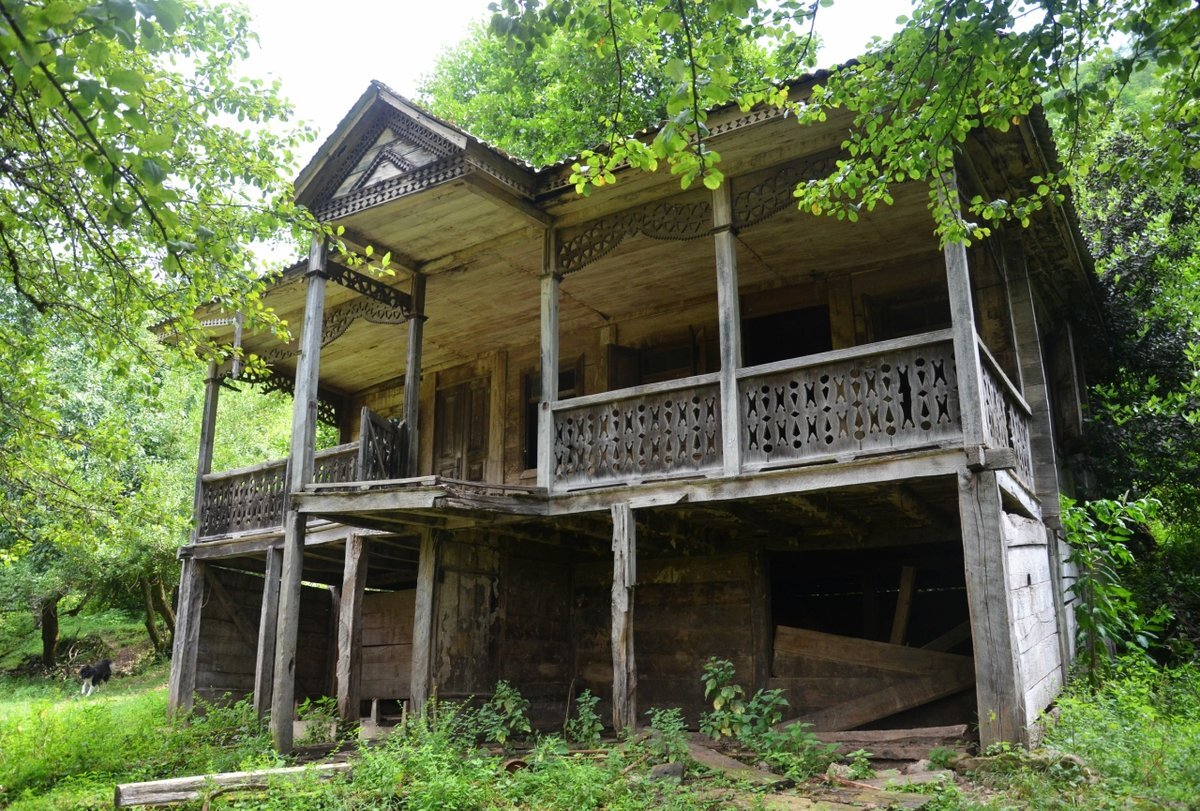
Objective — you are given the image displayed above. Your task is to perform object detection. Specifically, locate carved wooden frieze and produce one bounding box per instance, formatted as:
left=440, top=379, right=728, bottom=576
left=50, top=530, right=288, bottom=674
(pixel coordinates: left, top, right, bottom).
left=556, top=199, right=713, bottom=274
left=313, top=156, right=467, bottom=221
left=235, top=366, right=343, bottom=427
left=732, top=153, right=839, bottom=229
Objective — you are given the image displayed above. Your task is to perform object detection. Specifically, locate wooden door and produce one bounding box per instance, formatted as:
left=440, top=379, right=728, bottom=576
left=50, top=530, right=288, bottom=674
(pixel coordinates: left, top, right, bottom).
left=434, top=376, right=490, bottom=480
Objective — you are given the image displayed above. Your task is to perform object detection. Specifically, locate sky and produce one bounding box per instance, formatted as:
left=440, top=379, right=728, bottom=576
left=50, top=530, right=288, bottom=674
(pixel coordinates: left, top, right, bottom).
left=240, top=0, right=913, bottom=164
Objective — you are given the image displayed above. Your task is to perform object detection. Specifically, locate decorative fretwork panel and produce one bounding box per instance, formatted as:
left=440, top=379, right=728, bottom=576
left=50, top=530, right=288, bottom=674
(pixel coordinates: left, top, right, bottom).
left=198, top=445, right=361, bottom=538
left=359, top=408, right=407, bottom=481
left=981, top=361, right=1035, bottom=487
left=552, top=381, right=722, bottom=489
left=739, top=339, right=961, bottom=467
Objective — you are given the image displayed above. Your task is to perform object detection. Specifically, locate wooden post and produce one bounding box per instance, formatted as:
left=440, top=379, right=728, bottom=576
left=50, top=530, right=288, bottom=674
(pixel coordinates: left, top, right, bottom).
left=959, top=469, right=1025, bottom=745
left=335, top=535, right=367, bottom=721
left=403, top=272, right=426, bottom=477
left=1003, top=238, right=1072, bottom=680
left=942, top=171, right=987, bottom=449
left=537, top=228, right=560, bottom=490
left=271, top=234, right=328, bottom=753
left=410, top=529, right=439, bottom=714
left=610, top=503, right=637, bottom=732
left=749, top=548, right=771, bottom=693
left=167, top=556, right=205, bottom=715
left=253, top=545, right=282, bottom=718
left=713, top=183, right=743, bottom=476
left=889, top=565, right=917, bottom=646
left=168, top=360, right=221, bottom=716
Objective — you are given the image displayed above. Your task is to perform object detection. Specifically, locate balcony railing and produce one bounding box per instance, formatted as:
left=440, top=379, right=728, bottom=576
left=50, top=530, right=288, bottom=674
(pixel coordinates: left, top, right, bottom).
left=978, top=339, right=1035, bottom=488
left=737, top=330, right=961, bottom=471
left=552, top=372, right=723, bottom=490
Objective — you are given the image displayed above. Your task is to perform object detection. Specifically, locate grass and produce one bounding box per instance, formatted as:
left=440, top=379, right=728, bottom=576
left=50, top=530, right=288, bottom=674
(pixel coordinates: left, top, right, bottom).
left=0, top=607, right=150, bottom=672
left=1, top=652, right=1198, bottom=809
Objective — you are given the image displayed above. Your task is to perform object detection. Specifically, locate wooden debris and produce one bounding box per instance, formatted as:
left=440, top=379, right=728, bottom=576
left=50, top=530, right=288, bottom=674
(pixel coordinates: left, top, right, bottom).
left=686, top=740, right=794, bottom=789
left=114, top=762, right=350, bottom=808
left=812, top=724, right=972, bottom=760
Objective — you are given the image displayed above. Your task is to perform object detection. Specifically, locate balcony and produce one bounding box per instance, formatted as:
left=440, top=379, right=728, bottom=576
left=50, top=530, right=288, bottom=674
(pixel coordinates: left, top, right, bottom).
left=552, top=329, right=1033, bottom=492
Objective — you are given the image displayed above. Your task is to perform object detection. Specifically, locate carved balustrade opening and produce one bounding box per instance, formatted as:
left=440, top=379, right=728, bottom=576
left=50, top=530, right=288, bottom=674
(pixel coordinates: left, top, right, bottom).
left=738, top=331, right=962, bottom=469
left=979, top=342, right=1035, bottom=488
left=552, top=373, right=723, bottom=490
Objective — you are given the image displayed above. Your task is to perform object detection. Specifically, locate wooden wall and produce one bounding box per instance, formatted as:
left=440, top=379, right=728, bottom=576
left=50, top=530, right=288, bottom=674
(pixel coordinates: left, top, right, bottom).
left=498, top=542, right=574, bottom=728
left=361, top=589, right=415, bottom=701
left=573, top=551, right=758, bottom=726
left=434, top=531, right=500, bottom=698
left=1001, top=511, right=1065, bottom=728
left=194, top=566, right=332, bottom=705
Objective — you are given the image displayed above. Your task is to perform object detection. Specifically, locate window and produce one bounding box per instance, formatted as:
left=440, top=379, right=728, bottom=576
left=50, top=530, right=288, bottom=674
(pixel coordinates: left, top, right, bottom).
left=743, top=305, right=833, bottom=367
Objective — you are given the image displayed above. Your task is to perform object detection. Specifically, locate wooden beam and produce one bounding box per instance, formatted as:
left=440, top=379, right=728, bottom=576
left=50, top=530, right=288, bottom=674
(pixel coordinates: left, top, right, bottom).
left=461, top=171, right=553, bottom=227
left=335, top=535, right=367, bottom=721
left=191, top=362, right=221, bottom=537
left=167, top=557, right=204, bottom=716
left=403, top=272, right=426, bottom=477
left=253, top=546, right=282, bottom=718
left=611, top=502, right=637, bottom=732
left=800, top=671, right=976, bottom=732
left=942, top=169, right=987, bottom=449
left=773, top=626, right=974, bottom=677
left=959, top=469, right=1025, bottom=745
left=271, top=234, right=328, bottom=754
left=321, top=260, right=412, bottom=312
left=410, top=529, right=439, bottom=714
left=886, top=486, right=952, bottom=528
left=782, top=495, right=865, bottom=542
left=889, top=566, right=918, bottom=646
left=538, top=231, right=560, bottom=490
left=922, top=620, right=972, bottom=653
left=713, top=183, right=742, bottom=476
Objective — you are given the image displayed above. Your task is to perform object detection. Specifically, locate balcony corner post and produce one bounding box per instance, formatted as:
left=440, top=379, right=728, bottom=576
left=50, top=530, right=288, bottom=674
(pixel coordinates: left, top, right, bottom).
left=538, top=227, right=560, bottom=490
left=713, top=183, right=742, bottom=476
left=941, top=170, right=987, bottom=449
left=271, top=231, right=328, bottom=753
left=403, top=272, right=426, bottom=477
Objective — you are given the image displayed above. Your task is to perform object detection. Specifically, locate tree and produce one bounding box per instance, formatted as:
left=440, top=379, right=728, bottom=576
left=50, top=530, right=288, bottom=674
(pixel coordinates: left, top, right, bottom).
left=488, top=0, right=1198, bottom=240
left=1, top=0, right=308, bottom=660
left=420, top=16, right=793, bottom=166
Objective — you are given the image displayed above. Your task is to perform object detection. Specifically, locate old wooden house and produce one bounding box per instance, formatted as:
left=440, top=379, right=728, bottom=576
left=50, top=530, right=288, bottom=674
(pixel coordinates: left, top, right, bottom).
left=168, top=77, right=1094, bottom=752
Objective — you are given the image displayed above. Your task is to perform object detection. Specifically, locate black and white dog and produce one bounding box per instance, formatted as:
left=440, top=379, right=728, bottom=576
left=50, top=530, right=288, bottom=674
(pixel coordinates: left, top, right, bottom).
left=79, top=659, right=112, bottom=696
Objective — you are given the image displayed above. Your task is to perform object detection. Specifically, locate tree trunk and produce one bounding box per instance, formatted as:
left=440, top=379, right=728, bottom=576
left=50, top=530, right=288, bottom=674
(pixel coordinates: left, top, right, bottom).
left=151, top=577, right=176, bottom=636
left=39, top=596, right=59, bottom=669
left=141, top=578, right=164, bottom=653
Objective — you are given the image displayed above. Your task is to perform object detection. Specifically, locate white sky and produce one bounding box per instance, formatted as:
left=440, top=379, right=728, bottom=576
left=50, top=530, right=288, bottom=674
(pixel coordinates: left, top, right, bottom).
left=240, top=0, right=913, bottom=165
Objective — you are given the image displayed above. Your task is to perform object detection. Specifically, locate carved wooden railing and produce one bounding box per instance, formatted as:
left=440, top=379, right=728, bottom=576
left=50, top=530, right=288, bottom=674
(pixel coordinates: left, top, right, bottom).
left=737, top=331, right=961, bottom=470
left=358, top=407, right=406, bottom=481
left=978, top=338, right=1035, bottom=488
left=199, top=443, right=361, bottom=538
left=552, top=372, right=723, bottom=490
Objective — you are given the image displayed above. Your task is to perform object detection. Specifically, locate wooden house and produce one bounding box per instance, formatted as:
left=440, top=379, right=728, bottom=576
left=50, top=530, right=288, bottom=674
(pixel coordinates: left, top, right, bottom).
left=168, top=77, right=1095, bottom=753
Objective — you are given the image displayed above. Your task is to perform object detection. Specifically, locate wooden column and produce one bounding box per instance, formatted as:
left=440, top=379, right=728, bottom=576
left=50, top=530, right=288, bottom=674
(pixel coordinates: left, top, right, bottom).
left=271, top=234, right=328, bottom=753
left=167, top=556, right=205, bottom=715
left=1003, top=239, right=1072, bottom=679
left=713, top=184, right=743, bottom=476
left=959, top=469, right=1025, bottom=745
left=611, top=502, right=637, bottom=732
left=410, top=528, right=440, bottom=714
left=537, top=228, right=560, bottom=490
left=253, top=545, right=282, bottom=718
left=942, top=172, right=987, bottom=449
left=403, top=272, right=426, bottom=477
left=335, top=535, right=367, bottom=721
left=169, top=361, right=221, bottom=716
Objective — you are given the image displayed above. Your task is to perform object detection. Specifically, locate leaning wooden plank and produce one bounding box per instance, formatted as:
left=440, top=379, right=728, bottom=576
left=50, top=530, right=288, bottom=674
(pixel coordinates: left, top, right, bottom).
left=114, top=762, right=350, bottom=807
left=687, top=740, right=794, bottom=789
left=814, top=724, right=969, bottom=745
left=774, top=626, right=973, bottom=677
left=921, top=620, right=972, bottom=653
left=797, top=671, right=976, bottom=731
left=819, top=783, right=933, bottom=809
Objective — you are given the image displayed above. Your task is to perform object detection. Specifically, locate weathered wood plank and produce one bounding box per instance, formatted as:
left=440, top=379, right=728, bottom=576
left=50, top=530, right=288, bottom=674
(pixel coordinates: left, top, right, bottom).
left=254, top=547, right=282, bottom=718
left=611, top=502, right=637, bottom=732
left=890, top=566, right=917, bottom=646
left=403, top=271, right=426, bottom=477
left=713, top=182, right=742, bottom=476
left=773, top=627, right=974, bottom=677
left=335, top=535, right=367, bottom=721
left=799, top=670, right=976, bottom=731
left=114, top=762, right=350, bottom=808
left=410, top=529, right=438, bottom=714
left=538, top=233, right=559, bottom=490
left=168, top=558, right=205, bottom=716
left=688, top=739, right=793, bottom=789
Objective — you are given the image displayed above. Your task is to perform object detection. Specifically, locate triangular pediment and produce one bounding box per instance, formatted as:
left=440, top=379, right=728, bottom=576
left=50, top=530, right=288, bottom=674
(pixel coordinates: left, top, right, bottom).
left=295, top=85, right=473, bottom=219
